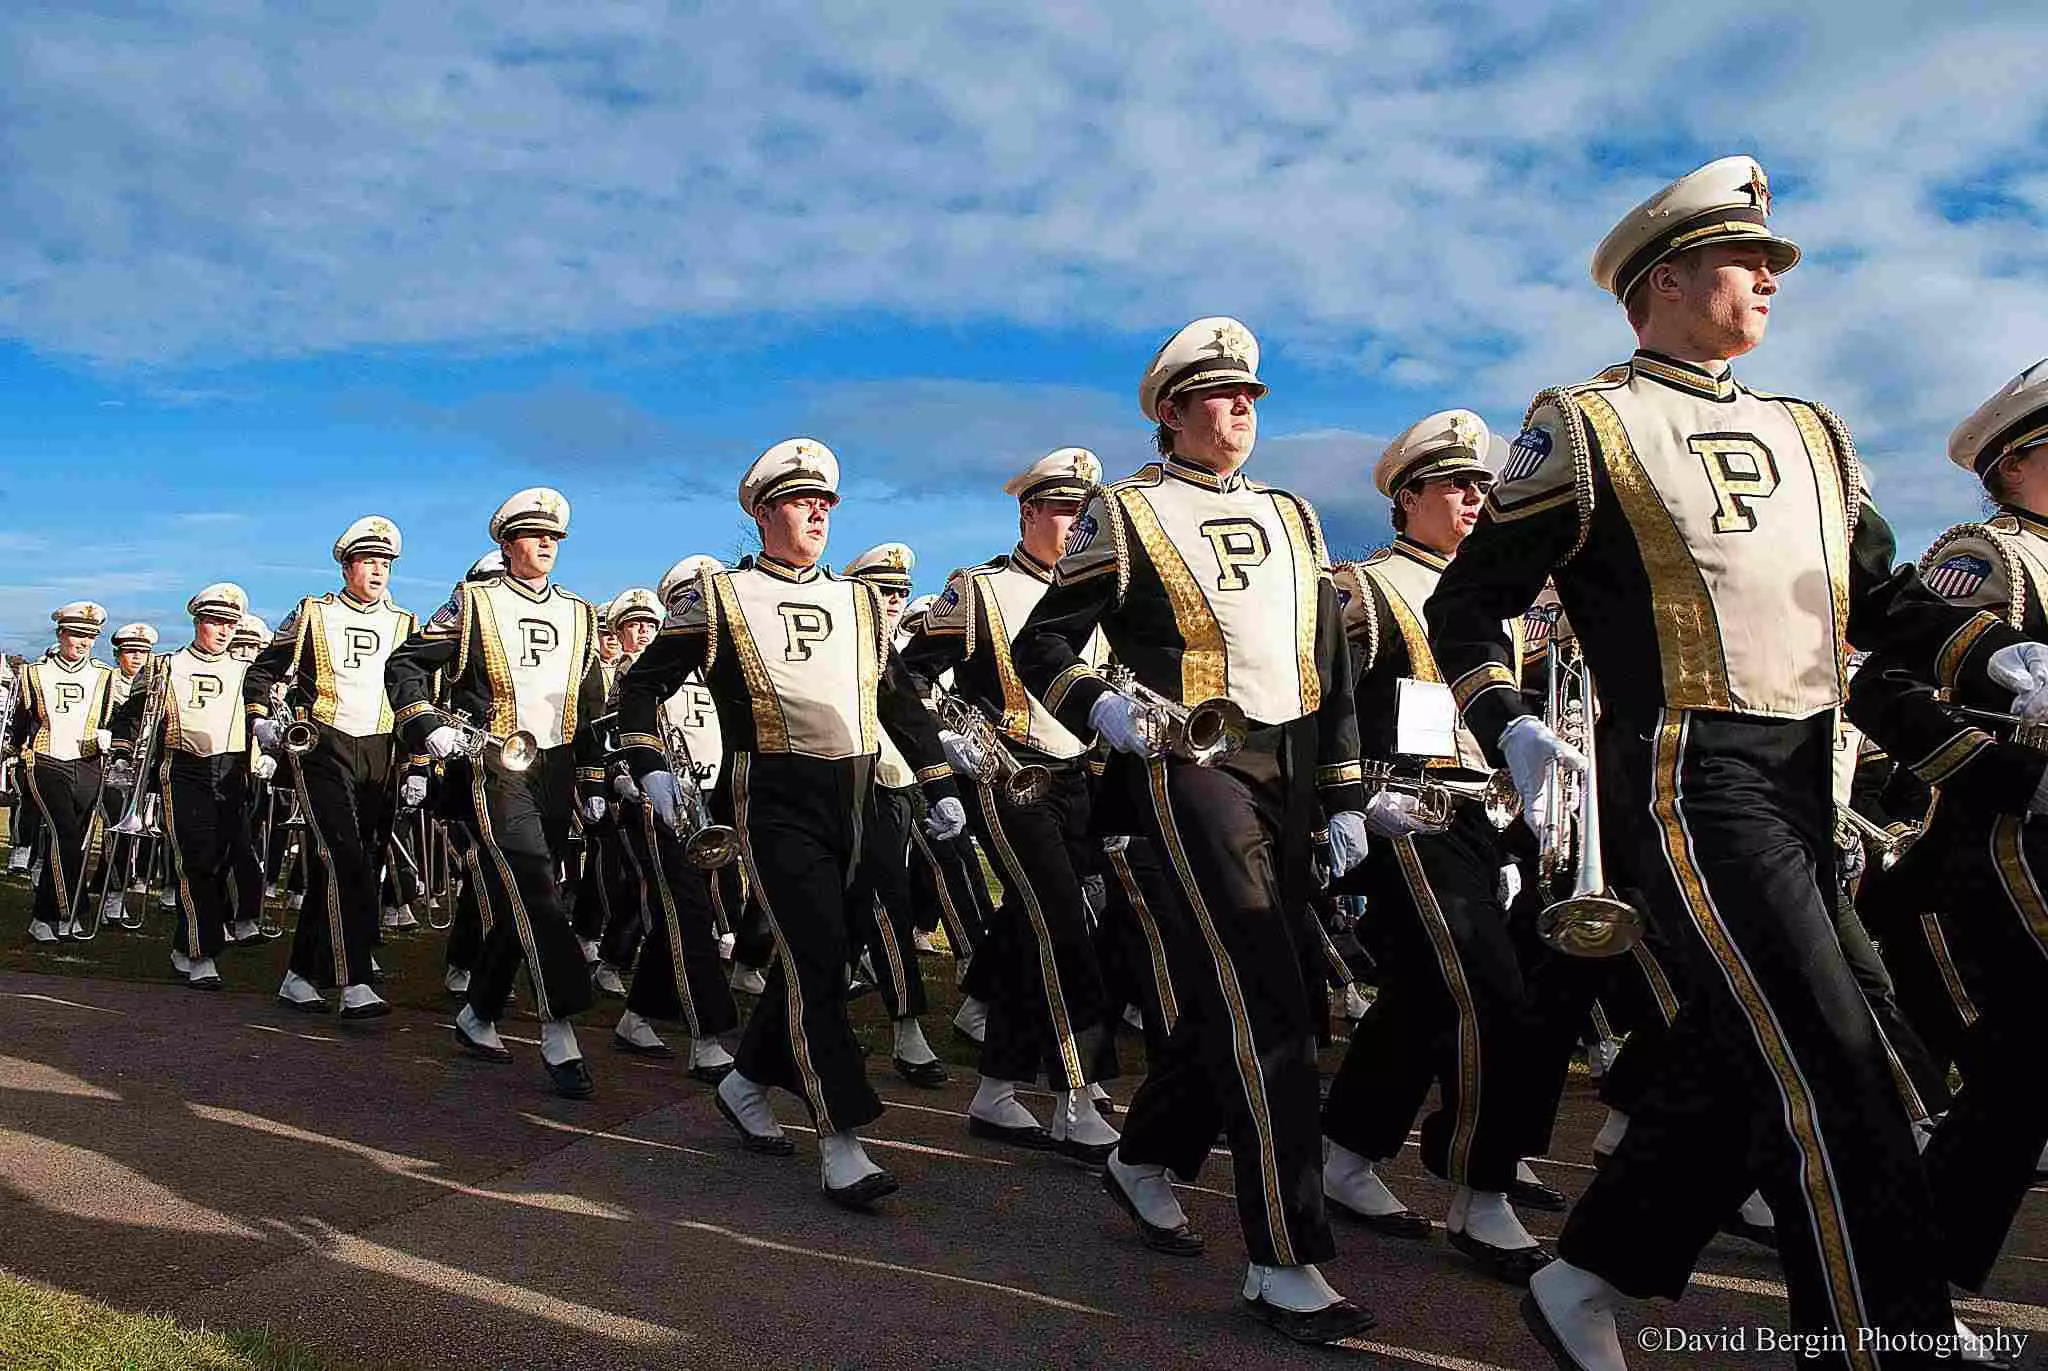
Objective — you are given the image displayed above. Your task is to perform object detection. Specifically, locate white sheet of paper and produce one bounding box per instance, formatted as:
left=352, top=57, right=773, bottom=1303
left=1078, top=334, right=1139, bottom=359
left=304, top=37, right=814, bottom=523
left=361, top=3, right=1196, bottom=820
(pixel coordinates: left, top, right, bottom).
left=1394, top=678, right=1460, bottom=760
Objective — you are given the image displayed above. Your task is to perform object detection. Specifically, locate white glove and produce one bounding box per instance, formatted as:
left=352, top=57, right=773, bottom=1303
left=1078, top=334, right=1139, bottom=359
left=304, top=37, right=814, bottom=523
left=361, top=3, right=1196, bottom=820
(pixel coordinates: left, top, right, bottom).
left=1090, top=691, right=1151, bottom=756
left=612, top=771, right=645, bottom=804
left=583, top=795, right=608, bottom=824
left=1839, top=835, right=1867, bottom=882
left=1325, top=810, right=1370, bottom=877
left=1081, top=872, right=1108, bottom=916
left=250, top=753, right=278, bottom=782
left=252, top=717, right=283, bottom=750
left=1990, top=641, right=2048, bottom=721
left=1498, top=715, right=1588, bottom=847
left=1362, top=788, right=1446, bottom=839
left=642, top=770, right=683, bottom=831
left=424, top=725, right=467, bottom=761
left=1498, top=863, right=1523, bottom=908
left=939, top=728, right=987, bottom=779
left=92, top=728, right=112, bottom=755
left=1101, top=833, right=1131, bottom=854
left=399, top=775, right=428, bottom=808
left=924, top=795, right=967, bottom=841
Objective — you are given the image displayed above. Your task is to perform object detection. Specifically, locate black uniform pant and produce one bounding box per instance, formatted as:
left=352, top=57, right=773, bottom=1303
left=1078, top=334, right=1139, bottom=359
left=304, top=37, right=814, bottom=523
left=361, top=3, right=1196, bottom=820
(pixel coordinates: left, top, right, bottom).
left=970, top=760, right=1110, bottom=1090
left=849, top=783, right=928, bottom=1021
left=22, top=755, right=101, bottom=929
left=729, top=751, right=881, bottom=1133
left=460, top=749, right=592, bottom=1025
left=1097, top=835, right=1183, bottom=1066
left=288, top=731, right=392, bottom=989
left=161, top=753, right=250, bottom=959
left=9, top=792, right=42, bottom=856
left=1560, top=711, right=1949, bottom=1366
left=619, top=798, right=739, bottom=1039
left=445, top=825, right=490, bottom=973
left=1911, top=811, right=2048, bottom=1292
left=1324, top=803, right=1534, bottom=1191
left=575, top=818, right=636, bottom=949
left=910, top=826, right=992, bottom=964
left=1114, top=723, right=1333, bottom=1269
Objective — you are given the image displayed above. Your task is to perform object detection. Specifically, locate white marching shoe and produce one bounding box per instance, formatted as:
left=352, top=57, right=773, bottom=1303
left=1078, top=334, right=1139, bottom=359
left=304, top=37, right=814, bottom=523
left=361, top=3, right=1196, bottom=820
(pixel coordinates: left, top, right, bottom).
left=1047, top=1087, right=1119, bottom=1165
left=444, top=966, right=472, bottom=996
left=819, top=1129, right=897, bottom=1209
left=277, top=970, right=328, bottom=1013
left=27, top=920, right=57, bottom=944
left=6, top=847, right=29, bottom=875
left=1323, top=1143, right=1430, bottom=1238
left=714, top=1070, right=793, bottom=1155
left=1447, top=1187, right=1551, bottom=1285
left=340, top=983, right=389, bottom=1019
left=966, top=1077, right=1047, bottom=1149
left=730, top=964, right=768, bottom=996
left=1523, top=1260, right=1628, bottom=1371
left=1242, top=1263, right=1374, bottom=1344
left=592, top=961, right=626, bottom=997
left=951, top=995, right=989, bottom=1044
left=611, top=1009, right=671, bottom=1058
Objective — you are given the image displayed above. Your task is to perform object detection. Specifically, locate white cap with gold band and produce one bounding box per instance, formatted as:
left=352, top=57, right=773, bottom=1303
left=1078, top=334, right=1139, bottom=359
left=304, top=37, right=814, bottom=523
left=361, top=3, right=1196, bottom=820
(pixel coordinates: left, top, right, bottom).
left=110, top=623, right=158, bottom=651
left=1004, top=447, right=1101, bottom=502
left=1951, top=358, right=2048, bottom=481
left=51, top=601, right=108, bottom=637
left=608, top=587, right=663, bottom=628
left=187, top=583, right=250, bottom=622
left=231, top=614, right=270, bottom=650
left=842, top=543, right=914, bottom=591
left=1592, top=155, right=1800, bottom=302
left=1374, top=410, right=1494, bottom=499
left=658, top=554, right=725, bottom=607
left=739, top=438, right=840, bottom=515
left=489, top=488, right=571, bottom=542
left=1139, top=317, right=1266, bottom=422
left=333, top=515, right=402, bottom=564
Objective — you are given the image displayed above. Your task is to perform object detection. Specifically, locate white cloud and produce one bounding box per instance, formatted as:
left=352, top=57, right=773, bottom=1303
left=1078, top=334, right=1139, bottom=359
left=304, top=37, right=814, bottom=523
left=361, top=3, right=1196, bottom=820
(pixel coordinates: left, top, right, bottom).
left=2, top=1, right=2045, bottom=551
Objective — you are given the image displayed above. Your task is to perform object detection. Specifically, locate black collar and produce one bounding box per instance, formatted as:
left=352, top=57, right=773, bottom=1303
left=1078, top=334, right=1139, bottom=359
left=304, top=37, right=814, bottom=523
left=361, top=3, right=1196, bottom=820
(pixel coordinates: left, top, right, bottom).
left=1009, top=544, right=1056, bottom=582
left=185, top=645, right=227, bottom=663
left=755, top=554, right=822, bottom=585
left=1163, top=456, right=1247, bottom=493
left=42, top=652, right=91, bottom=674
left=1630, top=349, right=1737, bottom=402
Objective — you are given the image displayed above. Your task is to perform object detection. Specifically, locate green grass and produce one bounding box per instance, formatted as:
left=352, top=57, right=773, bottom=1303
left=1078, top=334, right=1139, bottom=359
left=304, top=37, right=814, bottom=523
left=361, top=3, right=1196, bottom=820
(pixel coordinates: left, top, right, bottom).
left=0, top=1272, right=357, bottom=1371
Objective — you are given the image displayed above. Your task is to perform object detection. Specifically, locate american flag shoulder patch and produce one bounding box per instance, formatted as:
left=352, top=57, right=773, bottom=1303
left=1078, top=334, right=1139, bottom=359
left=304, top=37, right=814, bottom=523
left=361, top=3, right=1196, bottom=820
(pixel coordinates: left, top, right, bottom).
left=1523, top=601, right=1562, bottom=642
left=1501, top=427, right=1552, bottom=483
left=1926, top=554, right=1992, bottom=599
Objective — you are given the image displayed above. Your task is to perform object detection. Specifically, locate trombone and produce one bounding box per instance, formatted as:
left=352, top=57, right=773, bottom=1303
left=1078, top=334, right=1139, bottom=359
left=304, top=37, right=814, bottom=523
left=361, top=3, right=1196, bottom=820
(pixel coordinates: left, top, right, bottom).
left=77, top=659, right=169, bottom=940
left=1102, top=665, right=1248, bottom=767
left=653, top=725, right=737, bottom=869
left=1534, top=641, right=1644, bottom=958
left=933, top=689, right=1051, bottom=805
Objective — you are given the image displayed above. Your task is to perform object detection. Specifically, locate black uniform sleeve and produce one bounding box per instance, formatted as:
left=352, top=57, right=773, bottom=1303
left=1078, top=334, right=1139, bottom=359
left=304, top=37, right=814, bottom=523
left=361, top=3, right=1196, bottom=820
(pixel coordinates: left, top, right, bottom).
left=242, top=601, right=304, bottom=715
left=898, top=618, right=969, bottom=696
left=386, top=590, right=465, bottom=754
left=1426, top=500, right=1583, bottom=762
left=1312, top=576, right=1365, bottom=816
left=3, top=664, right=30, bottom=755
left=1846, top=501, right=2026, bottom=704
left=1846, top=652, right=2046, bottom=817
left=572, top=641, right=611, bottom=801
left=880, top=645, right=960, bottom=809
left=106, top=657, right=159, bottom=753
left=616, top=625, right=708, bottom=782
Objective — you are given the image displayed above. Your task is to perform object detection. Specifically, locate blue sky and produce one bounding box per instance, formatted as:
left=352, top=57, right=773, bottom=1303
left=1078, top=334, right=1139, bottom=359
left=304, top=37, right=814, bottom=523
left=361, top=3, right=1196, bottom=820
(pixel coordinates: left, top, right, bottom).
left=3, top=1, right=2047, bottom=653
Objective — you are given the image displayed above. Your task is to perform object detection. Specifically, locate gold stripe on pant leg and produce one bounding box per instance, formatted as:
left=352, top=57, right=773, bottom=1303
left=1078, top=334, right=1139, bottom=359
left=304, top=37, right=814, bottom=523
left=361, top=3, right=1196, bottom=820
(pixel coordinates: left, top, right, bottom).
left=1145, top=760, right=1294, bottom=1267
left=1918, top=912, right=1978, bottom=1028
left=468, top=768, right=553, bottom=1022
left=730, top=753, right=833, bottom=1133
left=291, top=759, right=350, bottom=985
left=636, top=804, right=701, bottom=1037
left=22, top=761, right=70, bottom=922
left=1650, top=712, right=1872, bottom=1364
left=908, top=822, right=973, bottom=957
left=159, top=760, right=202, bottom=955
left=1393, top=836, right=1484, bottom=1185
left=1109, top=845, right=1179, bottom=1032
left=1631, top=941, right=1680, bottom=1025
left=974, top=782, right=1084, bottom=1088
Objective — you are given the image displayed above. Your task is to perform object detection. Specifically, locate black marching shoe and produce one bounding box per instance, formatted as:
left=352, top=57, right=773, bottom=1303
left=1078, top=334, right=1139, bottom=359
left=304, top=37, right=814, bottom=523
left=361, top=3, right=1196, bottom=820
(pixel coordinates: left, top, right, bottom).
left=1100, top=1165, right=1203, bottom=1256
left=277, top=993, right=331, bottom=1015
left=1449, top=1228, right=1554, bottom=1286
left=1244, top=1296, right=1375, bottom=1346
left=715, top=1092, right=797, bottom=1156
left=822, top=1169, right=899, bottom=1211
left=611, top=1030, right=674, bottom=1059
left=686, top=1059, right=734, bottom=1086
left=1509, top=1176, right=1568, bottom=1213
left=545, top=1056, right=594, bottom=1099
left=966, top=1114, right=1053, bottom=1150
left=891, top=1055, right=948, bottom=1088
left=1326, top=1194, right=1434, bottom=1240
left=453, top=1020, right=513, bottom=1064
left=1718, top=1213, right=1777, bottom=1249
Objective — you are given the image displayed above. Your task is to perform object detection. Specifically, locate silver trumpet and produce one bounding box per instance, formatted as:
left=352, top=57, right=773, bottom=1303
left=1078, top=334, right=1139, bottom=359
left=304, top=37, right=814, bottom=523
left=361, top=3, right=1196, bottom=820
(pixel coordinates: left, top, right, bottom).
left=447, top=711, right=539, bottom=773
left=658, top=724, right=737, bottom=869
left=1361, top=761, right=1520, bottom=831
left=934, top=690, right=1051, bottom=805
left=1954, top=704, right=2048, bottom=751
left=1103, top=665, right=1248, bottom=767
left=1535, top=641, right=1644, bottom=958
left=1835, top=805, right=1920, bottom=871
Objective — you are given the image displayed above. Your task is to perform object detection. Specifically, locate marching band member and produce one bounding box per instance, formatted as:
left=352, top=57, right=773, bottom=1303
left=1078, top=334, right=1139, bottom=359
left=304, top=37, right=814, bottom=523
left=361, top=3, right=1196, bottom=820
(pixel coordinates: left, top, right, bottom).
left=1321, top=412, right=1553, bottom=1281
left=111, top=583, right=273, bottom=989
left=841, top=541, right=947, bottom=1088
left=439, top=548, right=507, bottom=997
left=95, top=623, right=160, bottom=902
left=904, top=450, right=1123, bottom=1153
left=1427, top=155, right=2048, bottom=1370
left=1013, top=319, right=1374, bottom=1344
left=225, top=613, right=271, bottom=944
left=609, top=571, right=741, bottom=1080
left=6, top=603, right=115, bottom=941
left=654, top=553, right=745, bottom=962
left=616, top=439, right=964, bottom=1210
left=1847, top=358, right=2048, bottom=1311
left=245, top=516, right=414, bottom=1019
left=229, top=615, right=267, bottom=662
left=386, top=490, right=609, bottom=1099
left=585, top=590, right=659, bottom=992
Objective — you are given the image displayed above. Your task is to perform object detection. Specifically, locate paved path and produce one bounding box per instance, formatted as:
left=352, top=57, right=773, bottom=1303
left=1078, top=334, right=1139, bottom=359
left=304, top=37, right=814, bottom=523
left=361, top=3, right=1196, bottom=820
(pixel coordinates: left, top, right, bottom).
left=0, top=969, right=2040, bottom=1369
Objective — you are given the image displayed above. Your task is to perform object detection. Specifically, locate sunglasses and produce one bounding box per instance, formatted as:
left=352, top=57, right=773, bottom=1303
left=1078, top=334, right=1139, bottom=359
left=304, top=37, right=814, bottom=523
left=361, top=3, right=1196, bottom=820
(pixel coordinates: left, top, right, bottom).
left=1433, top=473, right=1495, bottom=493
